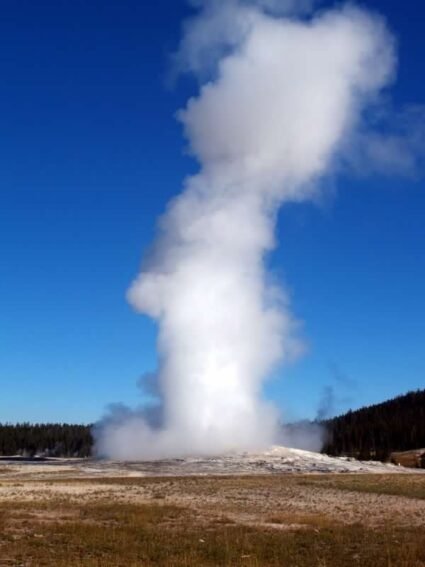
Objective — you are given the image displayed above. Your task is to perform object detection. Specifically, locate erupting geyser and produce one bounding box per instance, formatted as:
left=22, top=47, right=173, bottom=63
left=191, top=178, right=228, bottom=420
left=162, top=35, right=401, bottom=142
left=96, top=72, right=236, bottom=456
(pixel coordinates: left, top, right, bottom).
left=96, top=0, right=396, bottom=459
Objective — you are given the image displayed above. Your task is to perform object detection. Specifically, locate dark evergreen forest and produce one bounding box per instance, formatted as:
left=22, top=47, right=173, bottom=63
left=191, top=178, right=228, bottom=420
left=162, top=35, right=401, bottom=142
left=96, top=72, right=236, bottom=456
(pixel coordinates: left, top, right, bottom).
left=0, top=423, right=92, bottom=458
left=0, top=389, right=423, bottom=460
left=322, top=389, right=425, bottom=461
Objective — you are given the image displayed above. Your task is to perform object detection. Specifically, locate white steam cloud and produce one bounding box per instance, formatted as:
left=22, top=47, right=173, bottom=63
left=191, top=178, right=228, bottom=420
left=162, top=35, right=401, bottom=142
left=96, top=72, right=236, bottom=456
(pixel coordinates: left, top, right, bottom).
left=96, top=1, right=396, bottom=459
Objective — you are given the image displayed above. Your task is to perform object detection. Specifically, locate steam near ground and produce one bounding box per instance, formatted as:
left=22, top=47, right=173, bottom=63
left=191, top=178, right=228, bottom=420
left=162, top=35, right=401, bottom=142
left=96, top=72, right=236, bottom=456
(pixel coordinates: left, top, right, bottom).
left=96, top=0, right=404, bottom=459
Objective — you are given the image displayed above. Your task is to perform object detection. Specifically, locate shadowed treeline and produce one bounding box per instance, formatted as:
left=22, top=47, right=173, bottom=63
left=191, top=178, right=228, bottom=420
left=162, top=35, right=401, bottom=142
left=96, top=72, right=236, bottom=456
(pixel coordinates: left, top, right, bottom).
left=0, top=423, right=92, bottom=458
left=322, top=389, right=425, bottom=462
left=0, top=389, right=423, bottom=461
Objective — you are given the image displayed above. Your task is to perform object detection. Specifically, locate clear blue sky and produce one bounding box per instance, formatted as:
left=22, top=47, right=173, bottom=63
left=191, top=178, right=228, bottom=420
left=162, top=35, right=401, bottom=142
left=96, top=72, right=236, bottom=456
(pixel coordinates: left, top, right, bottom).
left=1, top=0, right=424, bottom=424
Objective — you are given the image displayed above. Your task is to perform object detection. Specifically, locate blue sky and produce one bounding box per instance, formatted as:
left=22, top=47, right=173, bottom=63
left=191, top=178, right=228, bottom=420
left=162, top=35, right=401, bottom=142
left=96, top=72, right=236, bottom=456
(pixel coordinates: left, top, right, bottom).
left=1, top=0, right=424, bottom=424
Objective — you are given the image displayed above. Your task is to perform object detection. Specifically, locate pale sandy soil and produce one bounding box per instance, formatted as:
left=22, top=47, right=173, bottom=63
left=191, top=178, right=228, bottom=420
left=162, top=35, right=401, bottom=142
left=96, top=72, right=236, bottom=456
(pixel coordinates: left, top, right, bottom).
left=0, top=478, right=422, bottom=528
left=0, top=453, right=424, bottom=531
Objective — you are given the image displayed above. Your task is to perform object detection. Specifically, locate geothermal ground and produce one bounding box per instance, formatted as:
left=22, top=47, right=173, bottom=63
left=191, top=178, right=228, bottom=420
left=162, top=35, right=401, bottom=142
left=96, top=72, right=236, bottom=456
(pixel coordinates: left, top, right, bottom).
left=0, top=446, right=418, bottom=477
left=0, top=448, right=424, bottom=566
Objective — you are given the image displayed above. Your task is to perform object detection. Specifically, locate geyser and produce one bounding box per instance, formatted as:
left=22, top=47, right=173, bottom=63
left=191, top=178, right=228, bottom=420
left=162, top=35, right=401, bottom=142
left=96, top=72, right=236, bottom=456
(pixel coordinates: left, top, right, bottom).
left=96, top=1, right=395, bottom=459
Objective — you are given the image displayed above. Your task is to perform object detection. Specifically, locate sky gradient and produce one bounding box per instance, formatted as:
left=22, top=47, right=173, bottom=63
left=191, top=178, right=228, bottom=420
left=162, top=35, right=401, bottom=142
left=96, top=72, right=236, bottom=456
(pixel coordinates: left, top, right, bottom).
left=1, top=0, right=424, bottom=424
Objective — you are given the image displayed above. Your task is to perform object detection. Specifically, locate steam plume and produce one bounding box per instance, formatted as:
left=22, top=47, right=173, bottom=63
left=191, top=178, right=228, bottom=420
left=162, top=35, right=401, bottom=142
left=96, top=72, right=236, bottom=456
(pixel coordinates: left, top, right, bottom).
left=96, top=1, right=395, bottom=459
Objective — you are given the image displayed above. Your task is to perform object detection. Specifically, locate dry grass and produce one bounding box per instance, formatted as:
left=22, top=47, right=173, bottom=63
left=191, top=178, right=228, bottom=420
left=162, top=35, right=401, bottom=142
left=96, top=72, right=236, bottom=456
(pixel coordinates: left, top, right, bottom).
left=0, top=473, right=424, bottom=566
left=296, top=473, right=425, bottom=500
left=0, top=499, right=424, bottom=566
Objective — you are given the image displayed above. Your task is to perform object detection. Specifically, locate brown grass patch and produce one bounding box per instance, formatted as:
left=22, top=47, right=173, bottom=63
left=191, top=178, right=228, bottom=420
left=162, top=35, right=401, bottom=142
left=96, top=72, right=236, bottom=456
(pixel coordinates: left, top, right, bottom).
left=0, top=499, right=424, bottom=566
left=296, top=473, right=425, bottom=500
left=0, top=473, right=424, bottom=565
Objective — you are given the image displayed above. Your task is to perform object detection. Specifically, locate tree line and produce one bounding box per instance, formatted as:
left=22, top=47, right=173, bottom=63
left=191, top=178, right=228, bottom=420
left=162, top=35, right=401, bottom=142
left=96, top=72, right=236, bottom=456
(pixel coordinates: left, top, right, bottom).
left=0, top=423, right=92, bottom=458
left=322, top=389, right=425, bottom=461
left=0, top=389, right=423, bottom=460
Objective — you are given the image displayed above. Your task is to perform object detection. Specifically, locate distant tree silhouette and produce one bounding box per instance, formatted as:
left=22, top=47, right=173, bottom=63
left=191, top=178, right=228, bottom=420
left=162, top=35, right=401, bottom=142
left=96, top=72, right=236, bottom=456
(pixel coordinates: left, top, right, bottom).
left=1, top=389, right=424, bottom=461
left=0, top=423, right=92, bottom=458
left=322, top=389, right=425, bottom=461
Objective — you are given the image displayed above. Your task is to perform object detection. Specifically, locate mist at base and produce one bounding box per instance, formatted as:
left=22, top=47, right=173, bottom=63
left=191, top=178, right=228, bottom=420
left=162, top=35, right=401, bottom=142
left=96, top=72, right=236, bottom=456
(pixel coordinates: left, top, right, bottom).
left=95, top=0, right=400, bottom=460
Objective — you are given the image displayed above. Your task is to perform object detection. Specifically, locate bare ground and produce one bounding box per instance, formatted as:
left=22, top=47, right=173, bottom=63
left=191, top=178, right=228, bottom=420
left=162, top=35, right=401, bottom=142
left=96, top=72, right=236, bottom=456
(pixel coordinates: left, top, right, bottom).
left=0, top=459, right=424, bottom=566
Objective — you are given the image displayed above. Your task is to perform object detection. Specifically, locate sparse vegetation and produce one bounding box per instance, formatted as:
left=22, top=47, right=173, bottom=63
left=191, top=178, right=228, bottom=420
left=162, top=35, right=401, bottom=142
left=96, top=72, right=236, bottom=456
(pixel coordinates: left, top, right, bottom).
left=0, top=473, right=424, bottom=566
left=0, top=498, right=424, bottom=566
left=296, top=473, right=425, bottom=500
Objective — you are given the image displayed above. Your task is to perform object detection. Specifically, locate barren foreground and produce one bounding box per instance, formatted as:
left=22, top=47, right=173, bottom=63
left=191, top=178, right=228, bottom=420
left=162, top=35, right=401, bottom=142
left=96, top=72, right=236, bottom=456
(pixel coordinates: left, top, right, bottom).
left=0, top=453, right=424, bottom=566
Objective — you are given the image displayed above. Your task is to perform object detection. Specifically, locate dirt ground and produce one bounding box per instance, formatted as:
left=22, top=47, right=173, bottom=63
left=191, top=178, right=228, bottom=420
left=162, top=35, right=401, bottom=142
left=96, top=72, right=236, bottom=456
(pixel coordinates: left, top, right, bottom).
left=1, top=462, right=425, bottom=528
left=0, top=462, right=424, bottom=566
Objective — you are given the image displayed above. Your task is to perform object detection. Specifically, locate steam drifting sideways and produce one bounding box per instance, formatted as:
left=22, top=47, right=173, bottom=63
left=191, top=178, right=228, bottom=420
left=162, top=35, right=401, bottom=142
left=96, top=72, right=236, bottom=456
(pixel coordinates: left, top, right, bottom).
left=96, top=1, right=396, bottom=459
